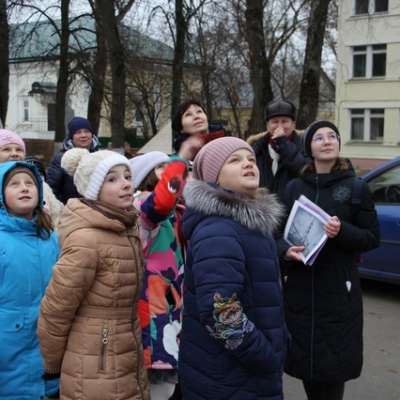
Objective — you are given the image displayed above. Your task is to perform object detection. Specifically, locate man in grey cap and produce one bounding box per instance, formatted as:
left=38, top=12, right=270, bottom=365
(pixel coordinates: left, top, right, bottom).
left=248, top=100, right=310, bottom=199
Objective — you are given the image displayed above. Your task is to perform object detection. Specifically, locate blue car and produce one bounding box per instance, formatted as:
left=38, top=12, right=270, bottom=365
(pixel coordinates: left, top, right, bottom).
left=360, top=156, right=400, bottom=284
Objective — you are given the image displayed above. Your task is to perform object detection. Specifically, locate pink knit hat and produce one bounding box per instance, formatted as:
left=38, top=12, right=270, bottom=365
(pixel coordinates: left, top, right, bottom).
left=0, top=129, right=26, bottom=152
left=193, top=137, right=255, bottom=183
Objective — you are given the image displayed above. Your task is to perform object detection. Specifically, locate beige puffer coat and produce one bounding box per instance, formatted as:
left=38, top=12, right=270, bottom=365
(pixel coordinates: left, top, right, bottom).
left=38, top=199, right=150, bottom=400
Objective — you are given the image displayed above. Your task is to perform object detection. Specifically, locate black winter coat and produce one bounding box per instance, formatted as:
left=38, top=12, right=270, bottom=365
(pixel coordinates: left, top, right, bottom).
left=251, top=131, right=310, bottom=200
left=180, top=181, right=288, bottom=400
left=47, top=137, right=100, bottom=204
left=276, top=166, right=380, bottom=383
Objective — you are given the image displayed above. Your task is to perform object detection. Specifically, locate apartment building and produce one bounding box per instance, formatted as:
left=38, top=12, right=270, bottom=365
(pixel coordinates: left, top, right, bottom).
left=336, top=0, right=400, bottom=169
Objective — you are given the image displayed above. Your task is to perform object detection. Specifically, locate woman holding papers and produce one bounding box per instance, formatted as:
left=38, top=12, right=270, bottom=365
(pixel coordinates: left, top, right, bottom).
left=276, top=120, right=380, bottom=400
left=180, top=137, right=289, bottom=400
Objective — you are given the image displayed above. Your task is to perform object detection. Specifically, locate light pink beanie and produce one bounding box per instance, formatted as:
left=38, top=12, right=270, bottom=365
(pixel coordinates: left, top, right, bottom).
left=0, top=129, right=26, bottom=152
left=193, top=137, right=254, bottom=183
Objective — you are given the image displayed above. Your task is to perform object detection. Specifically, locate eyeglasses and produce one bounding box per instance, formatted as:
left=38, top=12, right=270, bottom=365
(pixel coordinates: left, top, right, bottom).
left=312, top=133, right=340, bottom=143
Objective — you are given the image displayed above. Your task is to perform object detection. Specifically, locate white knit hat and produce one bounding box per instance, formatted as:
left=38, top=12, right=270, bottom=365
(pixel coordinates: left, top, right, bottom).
left=61, top=148, right=132, bottom=200
left=129, top=151, right=170, bottom=188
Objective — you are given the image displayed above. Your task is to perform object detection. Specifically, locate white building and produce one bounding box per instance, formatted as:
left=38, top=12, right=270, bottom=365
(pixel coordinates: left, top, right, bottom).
left=336, top=0, right=400, bottom=170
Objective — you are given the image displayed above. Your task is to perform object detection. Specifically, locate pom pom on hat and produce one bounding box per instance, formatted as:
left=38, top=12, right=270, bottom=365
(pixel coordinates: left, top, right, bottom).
left=67, top=117, right=95, bottom=141
left=0, top=129, right=26, bottom=153
left=193, top=137, right=254, bottom=184
left=129, top=151, right=171, bottom=188
left=302, top=120, right=340, bottom=158
left=61, top=148, right=132, bottom=200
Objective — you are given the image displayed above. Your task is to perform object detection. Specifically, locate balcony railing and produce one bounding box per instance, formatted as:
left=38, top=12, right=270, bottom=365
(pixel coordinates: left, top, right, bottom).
left=12, top=118, right=51, bottom=133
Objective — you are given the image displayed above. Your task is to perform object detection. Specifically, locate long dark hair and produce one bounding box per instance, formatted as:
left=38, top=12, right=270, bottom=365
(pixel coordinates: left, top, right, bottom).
left=301, top=157, right=349, bottom=174
left=137, top=169, right=159, bottom=192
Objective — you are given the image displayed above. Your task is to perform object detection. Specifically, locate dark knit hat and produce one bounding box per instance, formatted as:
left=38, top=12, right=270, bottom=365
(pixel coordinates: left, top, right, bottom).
left=302, top=120, right=340, bottom=158
left=67, top=117, right=95, bottom=141
left=25, top=154, right=47, bottom=181
left=193, top=137, right=254, bottom=184
left=264, top=100, right=296, bottom=122
left=3, top=165, right=39, bottom=190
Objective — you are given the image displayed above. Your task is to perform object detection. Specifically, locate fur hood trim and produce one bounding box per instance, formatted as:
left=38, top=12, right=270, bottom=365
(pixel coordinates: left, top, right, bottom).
left=183, top=180, right=285, bottom=234
left=246, top=131, right=268, bottom=145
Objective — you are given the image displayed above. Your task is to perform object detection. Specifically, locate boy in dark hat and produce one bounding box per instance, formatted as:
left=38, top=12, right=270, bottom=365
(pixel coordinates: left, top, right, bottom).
left=247, top=100, right=310, bottom=199
left=46, top=117, right=100, bottom=204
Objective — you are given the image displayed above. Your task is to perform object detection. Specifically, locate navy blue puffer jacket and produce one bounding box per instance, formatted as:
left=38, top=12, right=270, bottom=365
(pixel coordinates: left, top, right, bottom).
left=180, top=181, right=289, bottom=400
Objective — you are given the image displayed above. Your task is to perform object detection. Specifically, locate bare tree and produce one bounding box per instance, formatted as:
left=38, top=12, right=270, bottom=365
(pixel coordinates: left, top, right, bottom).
left=297, top=0, right=331, bottom=129
left=245, top=0, right=271, bottom=135
left=0, top=0, right=9, bottom=125
left=96, top=0, right=136, bottom=149
left=86, top=0, right=107, bottom=135
left=54, top=0, right=70, bottom=143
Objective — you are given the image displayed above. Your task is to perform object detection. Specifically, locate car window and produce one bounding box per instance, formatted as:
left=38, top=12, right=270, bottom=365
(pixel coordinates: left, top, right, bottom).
left=367, top=165, right=400, bottom=204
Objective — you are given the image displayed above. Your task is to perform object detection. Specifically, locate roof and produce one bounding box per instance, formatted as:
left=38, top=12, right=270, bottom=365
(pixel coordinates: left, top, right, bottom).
left=9, top=15, right=174, bottom=64
left=137, top=120, right=173, bottom=155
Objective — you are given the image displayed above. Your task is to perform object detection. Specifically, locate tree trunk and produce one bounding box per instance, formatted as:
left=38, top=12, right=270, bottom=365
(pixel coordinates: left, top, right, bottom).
left=171, top=0, right=185, bottom=124
left=0, top=0, right=9, bottom=126
left=245, top=0, right=272, bottom=136
left=87, top=3, right=107, bottom=135
left=54, top=0, right=70, bottom=144
left=98, top=0, right=126, bottom=149
left=297, top=0, right=331, bottom=130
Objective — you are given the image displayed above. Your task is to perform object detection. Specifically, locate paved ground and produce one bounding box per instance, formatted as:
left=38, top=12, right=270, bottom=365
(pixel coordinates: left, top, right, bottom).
left=283, top=279, right=400, bottom=400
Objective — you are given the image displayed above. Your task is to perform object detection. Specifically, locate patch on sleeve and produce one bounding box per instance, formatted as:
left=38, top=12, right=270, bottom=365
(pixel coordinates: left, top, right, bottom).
left=206, top=292, right=254, bottom=350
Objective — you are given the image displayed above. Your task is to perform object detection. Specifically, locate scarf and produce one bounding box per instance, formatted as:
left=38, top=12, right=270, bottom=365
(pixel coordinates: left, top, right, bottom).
left=81, top=199, right=139, bottom=229
left=268, top=132, right=294, bottom=175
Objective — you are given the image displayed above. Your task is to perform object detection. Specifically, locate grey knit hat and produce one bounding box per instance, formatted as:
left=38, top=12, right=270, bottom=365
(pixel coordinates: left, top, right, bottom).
left=61, top=148, right=132, bottom=200
left=303, top=120, right=340, bottom=158
left=193, top=137, right=254, bottom=183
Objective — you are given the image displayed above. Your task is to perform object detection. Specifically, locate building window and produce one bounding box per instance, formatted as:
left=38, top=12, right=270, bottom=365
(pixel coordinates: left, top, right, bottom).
left=354, top=0, right=388, bottom=15
left=374, top=0, right=388, bottom=12
left=23, top=100, right=29, bottom=121
left=355, top=0, right=368, bottom=14
left=352, top=44, right=386, bottom=78
left=350, top=109, right=384, bottom=141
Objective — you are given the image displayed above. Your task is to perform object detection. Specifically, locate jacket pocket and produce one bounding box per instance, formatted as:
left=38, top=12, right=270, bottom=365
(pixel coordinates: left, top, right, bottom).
left=0, top=311, right=24, bottom=332
left=99, top=326, right=109, bottom=373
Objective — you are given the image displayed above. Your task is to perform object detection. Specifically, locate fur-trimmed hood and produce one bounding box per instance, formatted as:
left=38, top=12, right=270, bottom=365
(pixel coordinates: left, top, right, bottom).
left=246, top=131, right=268, bottom=145
left=182, top=180, right=285, bottom=238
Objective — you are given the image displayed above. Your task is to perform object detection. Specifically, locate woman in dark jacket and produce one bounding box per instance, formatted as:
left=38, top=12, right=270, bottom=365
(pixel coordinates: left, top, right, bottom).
left=47, top=117, right=100, bottom=204
left=171, top=98, right=227, bottom=154
left=276, top=120, right=380, bottom=400
left=180, top=137, right=288, bottom=400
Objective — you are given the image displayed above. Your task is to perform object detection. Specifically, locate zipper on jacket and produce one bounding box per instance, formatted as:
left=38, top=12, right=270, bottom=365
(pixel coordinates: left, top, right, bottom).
left=314, top=175, right=320, bottom=205
left=99, top=327, right=108, bottom=372
left=310, top=267, right=315, bottom=380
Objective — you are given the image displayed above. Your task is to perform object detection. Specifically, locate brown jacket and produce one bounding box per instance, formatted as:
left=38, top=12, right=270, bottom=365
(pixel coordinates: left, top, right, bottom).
left=38, top=199, right=150, bottom=400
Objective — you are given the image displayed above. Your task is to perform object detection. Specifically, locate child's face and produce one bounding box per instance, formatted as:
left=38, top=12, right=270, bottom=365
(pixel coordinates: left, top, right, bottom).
left=217, top=149, right=259, bottom=196
left=0, top=144, right=25, bottom=163
left=155, top=163, right=168, bottom=181
left=4, top=172, right=38, bottom=220
left=98, top=165, right=134, bottom=209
